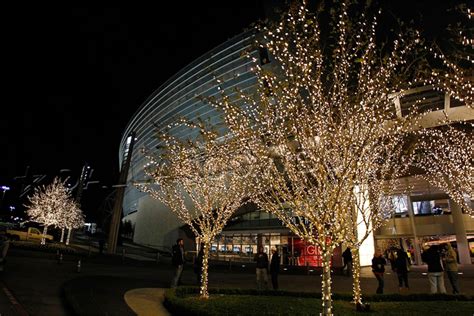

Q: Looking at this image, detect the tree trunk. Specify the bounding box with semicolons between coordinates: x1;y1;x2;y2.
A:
351;247;363;305
321;247;334;316
60;228;65;243
200;241;211;299
41;226;48;245
66;228;72;245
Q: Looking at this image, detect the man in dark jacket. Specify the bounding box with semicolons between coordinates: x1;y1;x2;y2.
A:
372;249;387;294
270;247;280;290
254;246;269;290
421;245;446;294
171;238;185;287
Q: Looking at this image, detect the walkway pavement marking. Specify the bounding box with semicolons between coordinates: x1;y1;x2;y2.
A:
124;288;171;316
0;281;29;316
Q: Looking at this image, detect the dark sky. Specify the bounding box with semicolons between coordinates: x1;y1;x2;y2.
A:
0;1;464;218
1;3;265;217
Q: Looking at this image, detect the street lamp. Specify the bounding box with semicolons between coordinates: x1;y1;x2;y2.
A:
0;185;11;214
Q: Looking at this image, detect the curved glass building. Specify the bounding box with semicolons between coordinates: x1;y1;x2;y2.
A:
119;31;261;250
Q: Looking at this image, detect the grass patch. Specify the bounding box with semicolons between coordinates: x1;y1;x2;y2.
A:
11;240;80;254
164;287;474;316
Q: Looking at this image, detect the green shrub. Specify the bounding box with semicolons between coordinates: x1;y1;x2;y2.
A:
173;286;473;301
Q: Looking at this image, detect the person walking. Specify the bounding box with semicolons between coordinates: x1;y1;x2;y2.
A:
442;243;459;294
422;244;446;294
393;248;410;293
270;247;280;290
171;238;185;288
371;249;387;294
342;247;352;276
254;246;269;290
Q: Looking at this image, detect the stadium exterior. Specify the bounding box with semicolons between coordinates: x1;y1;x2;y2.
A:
120;31;474;266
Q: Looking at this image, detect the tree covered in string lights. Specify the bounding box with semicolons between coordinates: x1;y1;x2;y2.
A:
137;120;261;299
423;4;473;105
25;177;74;245
58;200;85;245
406;124;474;212
199;0;471;313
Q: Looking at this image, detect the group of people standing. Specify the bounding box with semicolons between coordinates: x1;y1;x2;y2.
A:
172;238;461;295
254;246;280;290
370;243;460;295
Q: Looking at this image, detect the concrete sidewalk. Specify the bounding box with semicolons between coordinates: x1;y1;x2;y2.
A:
125;288;170;316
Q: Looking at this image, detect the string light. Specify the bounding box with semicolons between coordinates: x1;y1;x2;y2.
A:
200;1;471;314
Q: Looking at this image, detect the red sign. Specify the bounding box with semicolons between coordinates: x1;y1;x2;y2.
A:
293;239;323;267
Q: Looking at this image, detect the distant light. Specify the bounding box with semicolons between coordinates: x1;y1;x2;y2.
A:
1;186;10;191
309;269;314;272
283;268;288;271
241;264;246;268
422;272;428;275
457;272;463;275
112;184;127;188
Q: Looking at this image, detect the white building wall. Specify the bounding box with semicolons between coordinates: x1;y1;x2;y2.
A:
132;195;182;251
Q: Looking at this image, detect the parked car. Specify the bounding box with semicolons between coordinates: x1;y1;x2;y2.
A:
6;227;54;242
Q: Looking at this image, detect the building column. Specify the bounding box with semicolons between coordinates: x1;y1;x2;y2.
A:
257;233;263;251
406;194;422;265
449;199;471;265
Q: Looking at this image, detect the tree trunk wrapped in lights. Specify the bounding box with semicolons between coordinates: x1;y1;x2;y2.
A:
199;1;432;314
346;182;402;305
25;177;76;245
137;121;261;299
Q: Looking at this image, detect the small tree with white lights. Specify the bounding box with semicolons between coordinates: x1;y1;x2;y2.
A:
58;199;85;245
26;177;72;245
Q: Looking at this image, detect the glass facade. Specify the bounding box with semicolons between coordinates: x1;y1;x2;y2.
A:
209;231;341;267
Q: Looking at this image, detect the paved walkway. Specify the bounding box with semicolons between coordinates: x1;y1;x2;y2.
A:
2;240;473;315
125;288;170;316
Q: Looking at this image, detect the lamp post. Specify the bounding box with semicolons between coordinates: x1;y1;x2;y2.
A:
107;131;136;254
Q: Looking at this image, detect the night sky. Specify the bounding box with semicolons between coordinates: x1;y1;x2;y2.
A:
1;1;464;219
